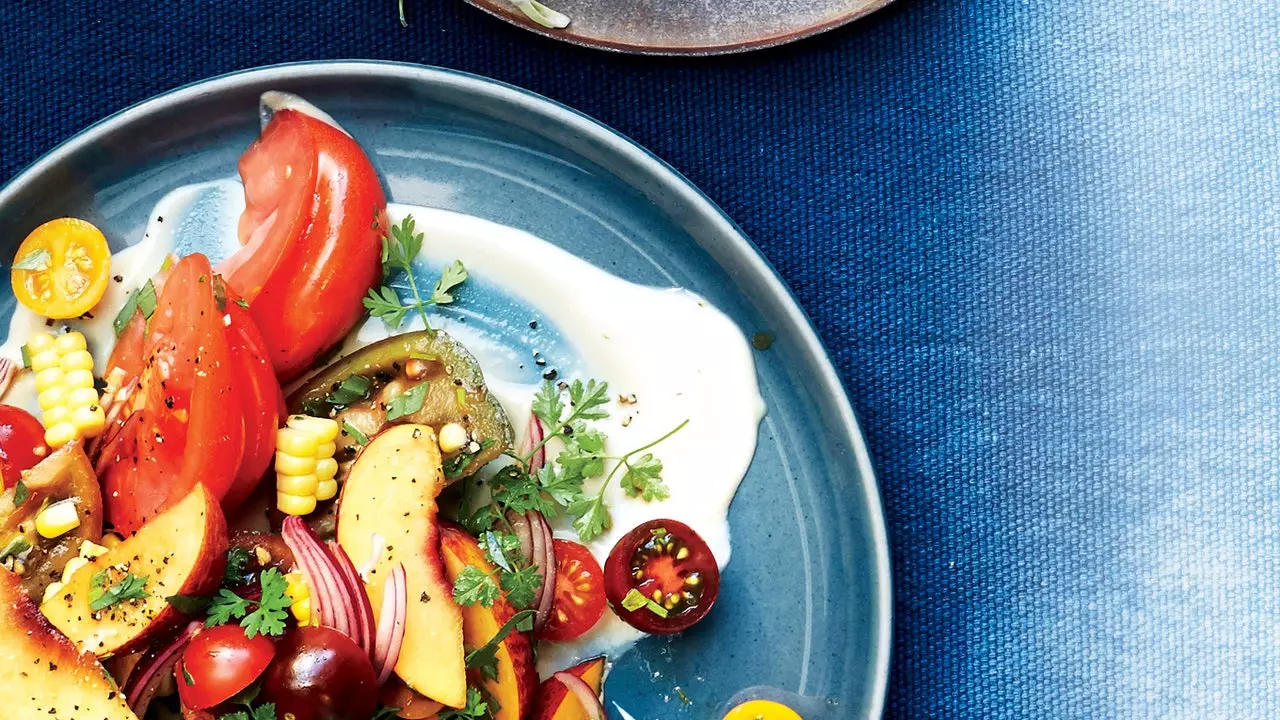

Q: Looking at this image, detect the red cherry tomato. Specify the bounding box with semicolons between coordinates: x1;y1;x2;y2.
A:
538;539;607;643
220;107;387;382
0;405;46;488
602;519;721;635
260;626;378;720
176;625;276;710
99;255;245;534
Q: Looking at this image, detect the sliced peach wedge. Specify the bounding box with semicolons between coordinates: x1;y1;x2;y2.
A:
440;523;539;720
0;566;139;719
40;482;228;657
337;423;466;709
533;656;607;720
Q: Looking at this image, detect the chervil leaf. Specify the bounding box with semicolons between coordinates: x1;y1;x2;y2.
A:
438;686;488;720
429;260;468;305
166;593;213;615
241;568;291;638
88;571;150;612
387;216;424;272
620;453;669;501
491;467;558;516
452;565;501;608
530;381;565;428
12;479;29;507
385;382;428;421
569;496;610;543
11;249;51;271
499;566;541;610
567;379;610;420
364;286;410;329
535;464;585;507
460;502;502;535
557;436;605;480
481;531;520;572
206;588;253;627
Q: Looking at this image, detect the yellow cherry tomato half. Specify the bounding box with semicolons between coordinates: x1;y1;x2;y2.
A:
723;699;804;720
11;218;111;319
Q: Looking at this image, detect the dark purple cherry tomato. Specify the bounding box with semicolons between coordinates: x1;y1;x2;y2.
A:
603;519;721;634
259;626;377;720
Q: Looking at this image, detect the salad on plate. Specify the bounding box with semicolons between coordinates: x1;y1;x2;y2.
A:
0;93;800;720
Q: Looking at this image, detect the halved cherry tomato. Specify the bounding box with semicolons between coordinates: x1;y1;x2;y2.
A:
0;405;47;488
99;255;245;534
603;519;721;635
538;539;607;642
723;700;803;720
176;625;276;710
220;105;387;382
10;218;111;319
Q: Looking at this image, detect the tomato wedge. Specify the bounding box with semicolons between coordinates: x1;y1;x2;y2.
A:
0;405;47;488
220;104;387;382
100;255;244;534
538;539;607;643
220;286;284;509
176;625;275;710
602;519;721;635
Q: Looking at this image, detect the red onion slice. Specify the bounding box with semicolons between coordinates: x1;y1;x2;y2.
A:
123;621;201;716
530;511;558;632
328;540;376;657
506;509;534;566
282;516;364;642
553;671;605;720
372;563;407;684
522;412;548;473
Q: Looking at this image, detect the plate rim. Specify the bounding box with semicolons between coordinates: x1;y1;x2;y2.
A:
461;0;897;56
0;60;892;716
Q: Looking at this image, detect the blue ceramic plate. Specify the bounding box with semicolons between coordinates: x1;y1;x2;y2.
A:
0;62;890;719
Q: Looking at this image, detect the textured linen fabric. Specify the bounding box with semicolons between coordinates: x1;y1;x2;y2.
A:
3;1;1280;717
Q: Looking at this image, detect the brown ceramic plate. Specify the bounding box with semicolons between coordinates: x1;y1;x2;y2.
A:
462;0;895;55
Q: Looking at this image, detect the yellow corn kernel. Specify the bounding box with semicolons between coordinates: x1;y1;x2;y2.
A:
79;540;109;560
44;422;77;449
100;533;123;549
291;596;312;625
314;457;338;482
26;333;54;354
70;405;106;437
316;441;336;460
43;406;70;426
284;572;310;602
42;581;65;603
53;333;87;353
277;492;317;516
286;415;340;443
63;369;94;390
278;473;319;497
59;350;94;373
30;350;61;373
61;556;90;582
438;422;469;454
274;451;317;476
35;367;63;389
276;427;320;457
315;479;338;502
35;499;80;539
67;387;98;407
37;387;67;411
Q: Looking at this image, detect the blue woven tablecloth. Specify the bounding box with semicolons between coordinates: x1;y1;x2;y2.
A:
5;1;1280;716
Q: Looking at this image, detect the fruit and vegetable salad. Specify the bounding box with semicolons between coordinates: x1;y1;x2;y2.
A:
0;94;795;720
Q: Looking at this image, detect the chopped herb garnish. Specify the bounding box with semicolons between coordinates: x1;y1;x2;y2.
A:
465;609;535;681
0;536;31;562
621;587;669;617
166;593;213;615
451;565;502;608
438;686;489;720
183;665;196;685
88;570;150;612
385;382;428;421
11;249;51;271
19;344;30;369
12;479;29;507
235;297;250;309
342;420;370;446
113;279;158;335
224;546;254;585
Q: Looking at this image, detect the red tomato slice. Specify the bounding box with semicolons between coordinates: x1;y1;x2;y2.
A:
220;287;284;509
538;539;608;643
0;405;47;488
602;519;721;635
176;625;276;710
220;107;387;382
101;255;244;534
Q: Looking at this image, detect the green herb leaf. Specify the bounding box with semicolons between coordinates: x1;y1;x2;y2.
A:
371;706;403;720
113;280;157;336
206;588;254;627
465;609;536;681
12;480;29;507
535;465;586;507
385;382;428;421
530;381;565;428
438;686;489;720
166;594;213;615
568;495;611;543
499;566;541;610
235;297;250;309
429;260;468;305
88;570;150;612
460;503;502;535
0;536;32;562
363;286;411;329
321;375;372;410
224;546;254;585
19;344;30;369
11;249;51;271
452;565;501;608
566;379;611;420
342;420;370;447
241;568;292;638
620;453;669;502
481;531;520;573
183;665;196;685
621;588;648;612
